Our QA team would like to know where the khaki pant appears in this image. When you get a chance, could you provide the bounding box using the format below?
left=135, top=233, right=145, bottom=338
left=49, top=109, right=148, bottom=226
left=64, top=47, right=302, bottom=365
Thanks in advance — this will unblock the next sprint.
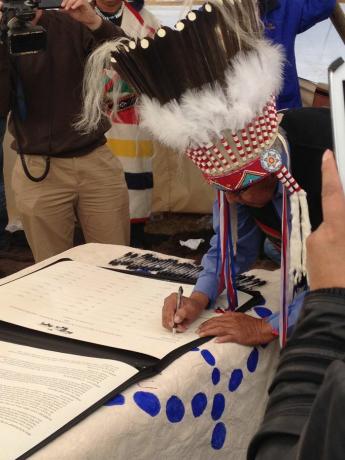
left=12, top=145, right=130, bottom=262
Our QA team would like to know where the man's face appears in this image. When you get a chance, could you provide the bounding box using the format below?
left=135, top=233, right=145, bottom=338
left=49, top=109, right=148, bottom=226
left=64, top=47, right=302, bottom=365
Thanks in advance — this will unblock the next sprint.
left=225, top=174, right=278, bottom=208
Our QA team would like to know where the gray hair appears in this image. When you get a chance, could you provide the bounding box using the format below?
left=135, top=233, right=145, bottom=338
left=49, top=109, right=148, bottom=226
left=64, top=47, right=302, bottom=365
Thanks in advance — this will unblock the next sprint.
left=76, top=37, right=131, bottom=133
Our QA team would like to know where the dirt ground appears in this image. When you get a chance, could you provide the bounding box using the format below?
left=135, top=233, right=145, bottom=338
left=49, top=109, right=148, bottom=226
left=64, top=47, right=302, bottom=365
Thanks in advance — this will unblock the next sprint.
left=0, top=212, right=276, bottom=279
left=0, top=213, right=214, bottom=278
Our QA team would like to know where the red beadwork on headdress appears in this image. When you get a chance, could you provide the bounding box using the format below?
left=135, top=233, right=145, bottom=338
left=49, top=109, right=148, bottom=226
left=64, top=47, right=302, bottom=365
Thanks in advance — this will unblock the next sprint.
left=185, top=97, right=280, bottom=191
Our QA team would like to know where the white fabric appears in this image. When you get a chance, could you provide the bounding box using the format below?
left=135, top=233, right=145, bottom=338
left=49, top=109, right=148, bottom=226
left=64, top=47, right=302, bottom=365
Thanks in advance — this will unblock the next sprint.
left=121, top=4, right=160, bottom=38
left=104, top=5, right=160, bottom=221
left=1, top=244, right=280, bottom=460
left=127, top=188, right=152, bottom=219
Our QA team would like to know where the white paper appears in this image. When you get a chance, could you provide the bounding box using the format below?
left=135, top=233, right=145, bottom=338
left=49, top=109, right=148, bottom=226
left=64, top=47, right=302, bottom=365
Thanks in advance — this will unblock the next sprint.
left=0, top=341, right=137, bottom=460
left=0, top=261, right=251, bottom=359
left=179, top=239, right=205, bottom=250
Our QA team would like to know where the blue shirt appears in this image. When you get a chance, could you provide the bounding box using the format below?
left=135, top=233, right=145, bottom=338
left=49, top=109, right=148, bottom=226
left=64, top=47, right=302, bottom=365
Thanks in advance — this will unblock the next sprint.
left=194, top=183, right=282, bottom=303
left=193, top=183, right=305, bottom=333
left=268, top=291, right=306, bottom=332
left=263, top=0, right=336, bottom=110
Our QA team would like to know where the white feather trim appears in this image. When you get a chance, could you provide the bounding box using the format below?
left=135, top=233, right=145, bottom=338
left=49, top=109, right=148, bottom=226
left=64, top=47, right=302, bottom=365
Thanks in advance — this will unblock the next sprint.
left=289, top=190, right=312, bottom=284
left=289, top=192, right=303, bottom=283
left=226, top=41, right=284, bottom=131
left=299, top=190, right=312, bottom=276
left=139, top=40, right=284, bottom=151
left=139, top=97, right=193, bottom=151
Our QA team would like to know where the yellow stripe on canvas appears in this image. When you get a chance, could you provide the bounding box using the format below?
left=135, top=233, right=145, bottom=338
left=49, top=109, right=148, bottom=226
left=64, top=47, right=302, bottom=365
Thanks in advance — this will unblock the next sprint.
left=107, top=139, right=153, bottom=158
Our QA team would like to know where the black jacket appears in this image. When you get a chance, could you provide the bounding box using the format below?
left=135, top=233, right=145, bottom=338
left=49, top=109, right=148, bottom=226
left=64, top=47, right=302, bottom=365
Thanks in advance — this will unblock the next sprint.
left=281, top=107, right=333, bottom=230
left=248, top=289, right=345, bottom=460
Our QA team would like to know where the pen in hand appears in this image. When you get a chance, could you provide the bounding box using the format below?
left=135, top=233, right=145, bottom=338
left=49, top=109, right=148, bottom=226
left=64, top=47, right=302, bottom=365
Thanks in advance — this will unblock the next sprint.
left=172, top=286, right=184, bottom=335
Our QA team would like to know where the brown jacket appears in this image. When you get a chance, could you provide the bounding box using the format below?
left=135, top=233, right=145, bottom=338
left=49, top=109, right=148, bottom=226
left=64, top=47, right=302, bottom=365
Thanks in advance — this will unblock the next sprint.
left=0, top=12, right=122, bottom=156
left=0, top=44, right=10, bottom=117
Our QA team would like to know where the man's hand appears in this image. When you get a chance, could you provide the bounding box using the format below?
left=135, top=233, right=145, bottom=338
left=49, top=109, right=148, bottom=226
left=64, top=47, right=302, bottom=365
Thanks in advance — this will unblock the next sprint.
left=61, top=0, right=102, bottom=30
left=197, top=312, right=276, bottom=345
left=162, top=291, right=209, bottom=332
left=307, top=150, right=345, bottom=290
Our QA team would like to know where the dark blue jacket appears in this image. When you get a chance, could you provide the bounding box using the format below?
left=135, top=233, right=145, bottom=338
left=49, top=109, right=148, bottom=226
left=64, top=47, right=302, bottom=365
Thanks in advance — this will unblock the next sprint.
left=261, top=0, right=336, bottom=110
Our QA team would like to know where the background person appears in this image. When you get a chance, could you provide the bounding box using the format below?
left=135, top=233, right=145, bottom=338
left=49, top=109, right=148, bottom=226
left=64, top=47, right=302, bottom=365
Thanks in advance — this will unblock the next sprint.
left=0, top=0, right=130, bottom=262
left=259, top=0, right=336, bottom=109
left=93, top=0, right=160, bottom=248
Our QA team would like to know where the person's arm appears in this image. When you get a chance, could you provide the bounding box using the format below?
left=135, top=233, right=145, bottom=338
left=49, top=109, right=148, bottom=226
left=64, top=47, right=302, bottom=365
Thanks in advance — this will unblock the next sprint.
left=298, top=0, right=336, bottom=34
left=195, top=199, right=277, bottom=346
left=193, top=200, right=223, bottom=304
left=196, top=251, right=305, bottom=346
left=235, top=203, right=263, bottom=274
left=61, top=0, right=123, bottom=40
left=263, top=291, right=306, bottom=335
left=162, top=198, right=263, bottom=334
left=162, top=200, right=220, bottom=333
left=194, top=200, right=263, bottom=304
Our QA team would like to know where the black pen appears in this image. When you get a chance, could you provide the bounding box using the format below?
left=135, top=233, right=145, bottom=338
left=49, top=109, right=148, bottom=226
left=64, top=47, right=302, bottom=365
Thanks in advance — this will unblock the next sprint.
left=172, top=286, right=184, bottom=335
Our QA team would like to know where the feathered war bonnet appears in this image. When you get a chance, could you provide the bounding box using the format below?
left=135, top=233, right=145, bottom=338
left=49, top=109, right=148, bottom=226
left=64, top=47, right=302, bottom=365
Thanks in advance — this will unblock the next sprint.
left=81, top=0, right=311, bottom=346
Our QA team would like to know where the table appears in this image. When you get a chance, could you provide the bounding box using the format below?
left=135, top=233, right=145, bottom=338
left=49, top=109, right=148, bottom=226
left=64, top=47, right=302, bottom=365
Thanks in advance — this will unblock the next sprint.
left=1, top=243, right=280, bottom=460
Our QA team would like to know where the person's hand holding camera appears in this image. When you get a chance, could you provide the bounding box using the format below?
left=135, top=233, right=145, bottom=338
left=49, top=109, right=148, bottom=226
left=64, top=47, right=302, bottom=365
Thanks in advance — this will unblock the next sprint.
left=307, top=150, right=345, bottom=290
left=61, top=0, right=102, bottom=30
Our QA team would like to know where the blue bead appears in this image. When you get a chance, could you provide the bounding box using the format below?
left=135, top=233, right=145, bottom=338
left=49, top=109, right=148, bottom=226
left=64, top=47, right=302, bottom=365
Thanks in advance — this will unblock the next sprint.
left=191, top=347, right=200, bottom=352
left=104, top=394, right=125, bottom=406
left=254, top=306, right=272, bottom=318
left=211, top=422, right=227, bottom=450
left=228, top=369, right=243, bottom=392
left=201, top=349, right=216, bottom=366
left=166, top=396, right=185, bottom=423
left=191, top=393, right=208, bottom=417
left=133, top=391, right=161, bottom=417
left=211, top=393, right=225, bottom=421
left=247, top=348, right=259, bottom=373
left=212, top=368, right=221, bottom=385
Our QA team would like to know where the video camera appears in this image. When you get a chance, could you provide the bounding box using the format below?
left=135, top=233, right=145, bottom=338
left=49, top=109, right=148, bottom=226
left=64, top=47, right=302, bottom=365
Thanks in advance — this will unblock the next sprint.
left=0, top=0, right=62, bottom=55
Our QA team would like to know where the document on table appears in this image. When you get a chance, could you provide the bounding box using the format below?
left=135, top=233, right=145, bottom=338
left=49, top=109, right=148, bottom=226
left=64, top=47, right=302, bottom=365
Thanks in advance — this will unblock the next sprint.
left=0, top=260, right=251, bottom=359
left=0, top=341, right=138, bottom=460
